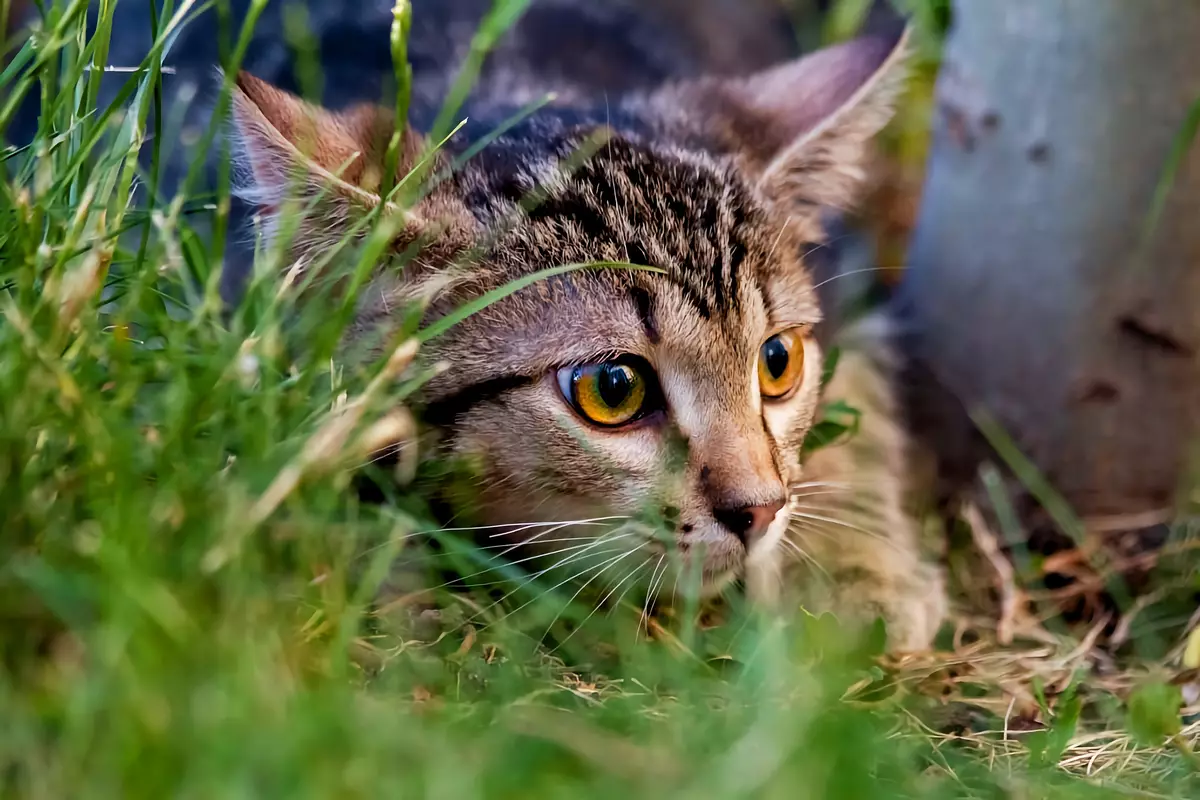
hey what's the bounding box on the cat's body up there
[229,0,946,651]
[14,0,945,650]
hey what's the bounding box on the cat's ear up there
[229,71,433,247]
[666,24,910,213]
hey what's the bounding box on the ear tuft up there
[662,22,912,214]
[226,70,444,263]
[753,24,910,211]
[230,71,400,212]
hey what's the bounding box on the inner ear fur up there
[230,71,426,213]
[228,71,476,278]
[658,22,911,213]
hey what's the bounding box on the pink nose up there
[713,497,786,542]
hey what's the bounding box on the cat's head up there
[229,25,909,599]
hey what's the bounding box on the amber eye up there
[758,329,806,398]
[558,359,652,427]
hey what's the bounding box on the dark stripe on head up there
[525,193,612,240]
[630,285,660,344]
[728,238,747,314]
[422,374,536,427]
[675,280,713,319]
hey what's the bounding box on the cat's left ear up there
[659,23,910,213]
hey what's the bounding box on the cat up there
[27,0,932,651]
[222,0,947,652]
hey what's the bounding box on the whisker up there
[555,555,655,649]
[466,534,618,551]
[353,439,417,469]
[456,532,636,590]
[357,515,630,559]
[649,555,670,603]
[432,524,607,589]
[462,545,635,622]
[788,509,885,539]
[810,265,904,292]
[487,517,630,539]
[418,519,632,591]
[420,530,634,596]
[789,480,877,493]
[788,497,889,519]
[461,523,644,620]
[639,555,669,638]
[542,548,642,645]
[477,519,618,568]
[490,546,643,626]
[790,500,889,523]
[781,537,830,579]
[787,489,854,502]
[603,555,655,619]
[789,481,856,490]
[788,513,911,556]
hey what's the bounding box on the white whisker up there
[781,537,830,579]
[357,515,630,559]
[788,508,884,538]
[491,545,642,626]
[603,555,655,618]
[458,531,636,589]
[552,554,657,652]
[789,481,856,490]
[426,520,631,591]
[466,534,618,551]
[810,265,904,292]
[486,516,630,539]
[422,530,633,594]
[542,547,642,644]
[639,555,669,638]
[787,489,854,502]
[555,555,655,649]
[788,510,910,556]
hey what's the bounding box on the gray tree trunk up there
[901,1,1200,537]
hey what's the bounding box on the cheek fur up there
[448,382,670,518]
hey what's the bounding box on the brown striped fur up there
[228,3,944,651]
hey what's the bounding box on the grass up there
[2,2,1200,798]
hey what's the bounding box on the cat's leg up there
[785,313,947,652]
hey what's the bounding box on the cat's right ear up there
[653,23,910,216]
[228,71,447,253]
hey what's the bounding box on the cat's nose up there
[713,497,787,542]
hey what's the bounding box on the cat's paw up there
[831,564,947,652]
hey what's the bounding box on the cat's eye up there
[557,358,654,427]
[758,329,806,399]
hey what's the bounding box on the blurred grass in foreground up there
[1,2,1200,798]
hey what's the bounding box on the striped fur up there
[230,2,944,651]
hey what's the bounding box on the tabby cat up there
[227,0,945,651]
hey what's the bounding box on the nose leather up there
[691,409,788,544]
[713,497,786,542]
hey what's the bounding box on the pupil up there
[764,338,789,379]
[597,364,633,408]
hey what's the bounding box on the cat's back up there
[116,1,793,112]
[405,0,797,115]
[4,0,799,297]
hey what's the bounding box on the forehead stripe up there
[630,285,661,344]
